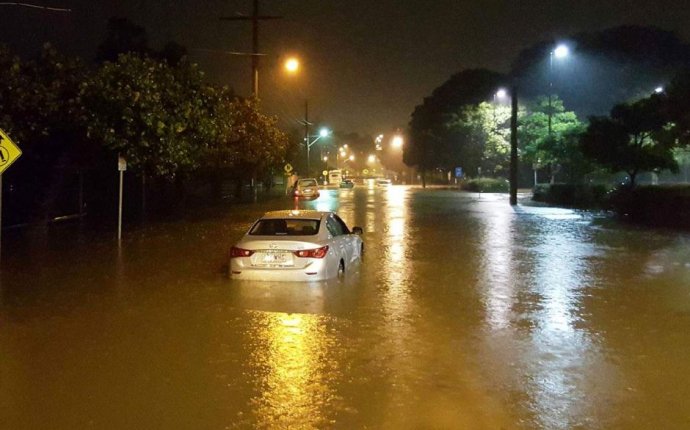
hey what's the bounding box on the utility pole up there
[510,86,519,206]
[305,100,310,175]
[220,0,281,98]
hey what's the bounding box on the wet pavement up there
[1,186,690,429]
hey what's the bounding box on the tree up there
[229,98,289,184]
[407,69,507,185]
[580,96,677,187]
[0,44,91,222]
[444,101,511,177]
[519,96,586,182]
[82,52,213,185]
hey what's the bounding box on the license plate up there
[263,253,287,263]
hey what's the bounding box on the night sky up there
[2,0,690,136]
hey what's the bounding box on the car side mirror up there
[352,226,363,235]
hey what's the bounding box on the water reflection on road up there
[2,187,690,429]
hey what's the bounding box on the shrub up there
[460,177,509,193]
[610,185,690,229]
[532,183,610,208]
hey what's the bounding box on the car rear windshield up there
[249,219,320,236]
[298,179,317,187]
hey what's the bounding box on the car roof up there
[260,210,330,220]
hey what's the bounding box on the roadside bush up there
[610,185,690,229]
[460,177,509,193]
[532,183,610,208]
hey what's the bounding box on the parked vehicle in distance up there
[339,179,355,188]
[375,178,392,187]
[293,178,320,199]
[229,210,364,281]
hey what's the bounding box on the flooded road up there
[2,186,690,429]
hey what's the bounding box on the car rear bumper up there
[229,259,331,282]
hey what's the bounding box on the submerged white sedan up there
[229,210,364,281]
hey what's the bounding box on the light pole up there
[283,57,313,175]
[548,44,569,135]
[307,128,331,175]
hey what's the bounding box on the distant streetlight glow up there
[495,88,507,99]
[285,57,299,73]
[368,154,376,163]
[323,156,328,161]
[554,44,569,59]
[655,86,664,94]
[392,135,404,149]
[349,155,355,161]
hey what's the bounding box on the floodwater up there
[1,186,690,429]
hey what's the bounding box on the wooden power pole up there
[220,0,281,98]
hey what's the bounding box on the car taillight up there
[230,247,254,258]
[293,245,329,259]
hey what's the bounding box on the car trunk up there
[243,239,326,269]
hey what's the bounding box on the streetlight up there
[375,134,384,151]
[548,43,569,135]
[284,57,299,73]
[654,86,664,94]
[283,56,318,176]
[368,154,376,163]
[495,88,507,100]
[392,135,404,149]
[306,128,331,175]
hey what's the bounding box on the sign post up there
[117,155,127,240]
[0,129,22,260]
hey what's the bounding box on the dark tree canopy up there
[580,95,678,186]
[511,25,690,117]
[405,69,507,174]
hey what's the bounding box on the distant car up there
[375,178,392,187]
[339,179,355,188]
[229,210,364,281]
[293,178,320,199]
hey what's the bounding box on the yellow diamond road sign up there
[0,129,22,175]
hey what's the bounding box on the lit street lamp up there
[391,135,404,149]
[548,43,569,135]
[284,57,299,73]
[306,128,331,175]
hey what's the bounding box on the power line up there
[220,0,281,98]
[0,2,71,12]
